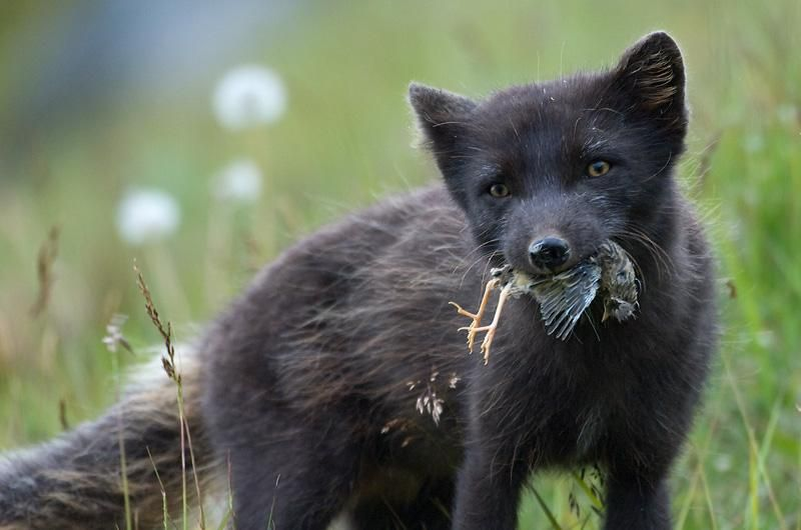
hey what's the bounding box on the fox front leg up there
[451,410,528,529]
[603,473,671,530]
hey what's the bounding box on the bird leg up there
[451,279,512,365]
[450,278,500,353]
[472,283,511,365]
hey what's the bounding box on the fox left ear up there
[612,32,688,136]
[408,83,477,185]
[408,83,476,143]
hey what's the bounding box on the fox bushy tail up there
[0,362,215,530]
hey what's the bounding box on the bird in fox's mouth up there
[451,239,639,363]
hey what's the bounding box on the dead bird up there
[532,240,639,337]
[452,240,639,358]
[596,240,639,322]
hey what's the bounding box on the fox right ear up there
[612,32,688,138]
[408,83,477,178]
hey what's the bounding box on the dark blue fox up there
[0,32,717,530]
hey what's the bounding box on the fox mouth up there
[521,248,591,277]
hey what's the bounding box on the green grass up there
[1,1,800,528]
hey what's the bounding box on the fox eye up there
[488,183,511,198]
[587,160,611,177]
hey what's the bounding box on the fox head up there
[410,32,687,276]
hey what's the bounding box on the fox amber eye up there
[489,183,510,198]
[587,160,611,177]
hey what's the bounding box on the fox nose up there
[529,237,570,271]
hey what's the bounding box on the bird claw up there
[451,279,510,365]
[455,321,481,352]
[449,278,499,353]
[448,302,478,320]
[479,326,497,365]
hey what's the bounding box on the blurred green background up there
[0,1,799,529]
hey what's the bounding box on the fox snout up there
[528,237,571,272]
[500,197,608,276]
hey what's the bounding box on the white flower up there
[214,159,263,202]
[213,65,287,130]
[116,189,180,245]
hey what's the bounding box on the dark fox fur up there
[0,32,717,530]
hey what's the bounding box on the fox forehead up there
[478,79,627,140]
[464,106,628,185]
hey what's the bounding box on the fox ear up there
[612,32,687,135]
[408,83,477,178]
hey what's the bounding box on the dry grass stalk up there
[30,226,60,317]
[58,398,69,431]
[133,262,205,529]
[134,263,179,384]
